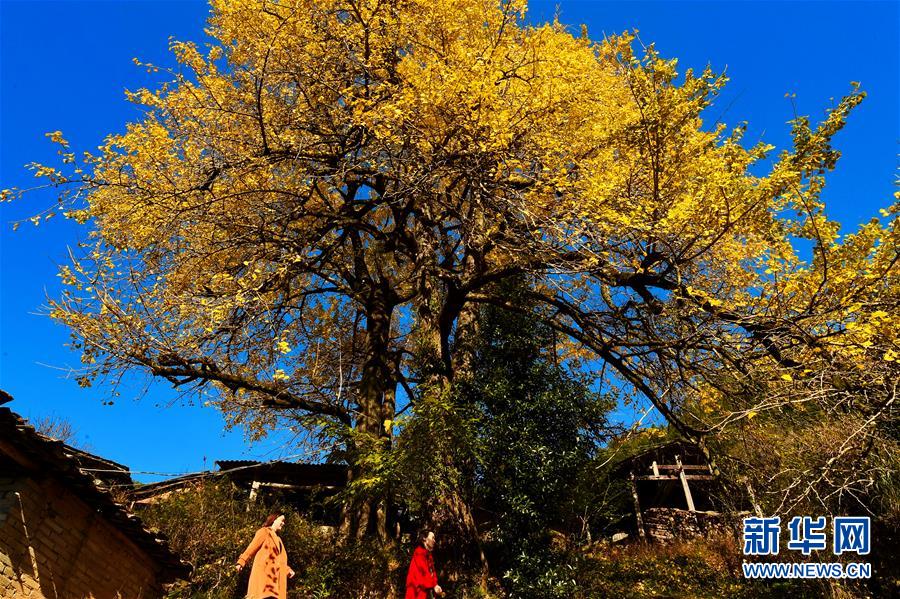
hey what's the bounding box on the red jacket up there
[405,545,438,599]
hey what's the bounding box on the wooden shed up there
[615,440,748,543]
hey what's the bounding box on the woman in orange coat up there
[405,531,443,599]
[235,513,295,599]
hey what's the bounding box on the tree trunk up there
[377,385,397,542]
[418,285,491,589]
[340,288,395,542]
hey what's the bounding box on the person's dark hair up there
[417,530,433,546]
[263,513,283,527]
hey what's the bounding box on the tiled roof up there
[214,459,260,470]
[129,471,214,502]
[0,396,191,582]
[215,459,348,487]
[60,443,134,488]
[131,460,349,502]
[612,439,708,475]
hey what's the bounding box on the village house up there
[616,440,753,544]
[129,459,349,528]
[0,391,189,599]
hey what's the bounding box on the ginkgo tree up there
[5,0,897,550]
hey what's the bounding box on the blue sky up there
[1,1,897,482]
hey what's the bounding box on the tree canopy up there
[6,0,898,531]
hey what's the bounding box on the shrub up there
[573,537,859,599]
[140,480,399,598]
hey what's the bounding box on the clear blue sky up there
[1,1,897,482]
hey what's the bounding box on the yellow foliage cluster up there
[6,0,897,469]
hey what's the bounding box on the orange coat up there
[238,527,293,599]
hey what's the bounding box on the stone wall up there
[643,507,741,544]
[0,475,164,599]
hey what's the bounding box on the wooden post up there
[248,480,261,504]
[651,460,660,476]
[630,472,646,539]
[676,456,696,512]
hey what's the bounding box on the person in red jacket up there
[405,530,443,598]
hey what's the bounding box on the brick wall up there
[0,475,165,599]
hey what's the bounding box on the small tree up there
[465,281,613,598]
[33,414,80,446]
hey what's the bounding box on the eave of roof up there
[129,471,214,501]
[0,403,191,582]
[612,439,707,475]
